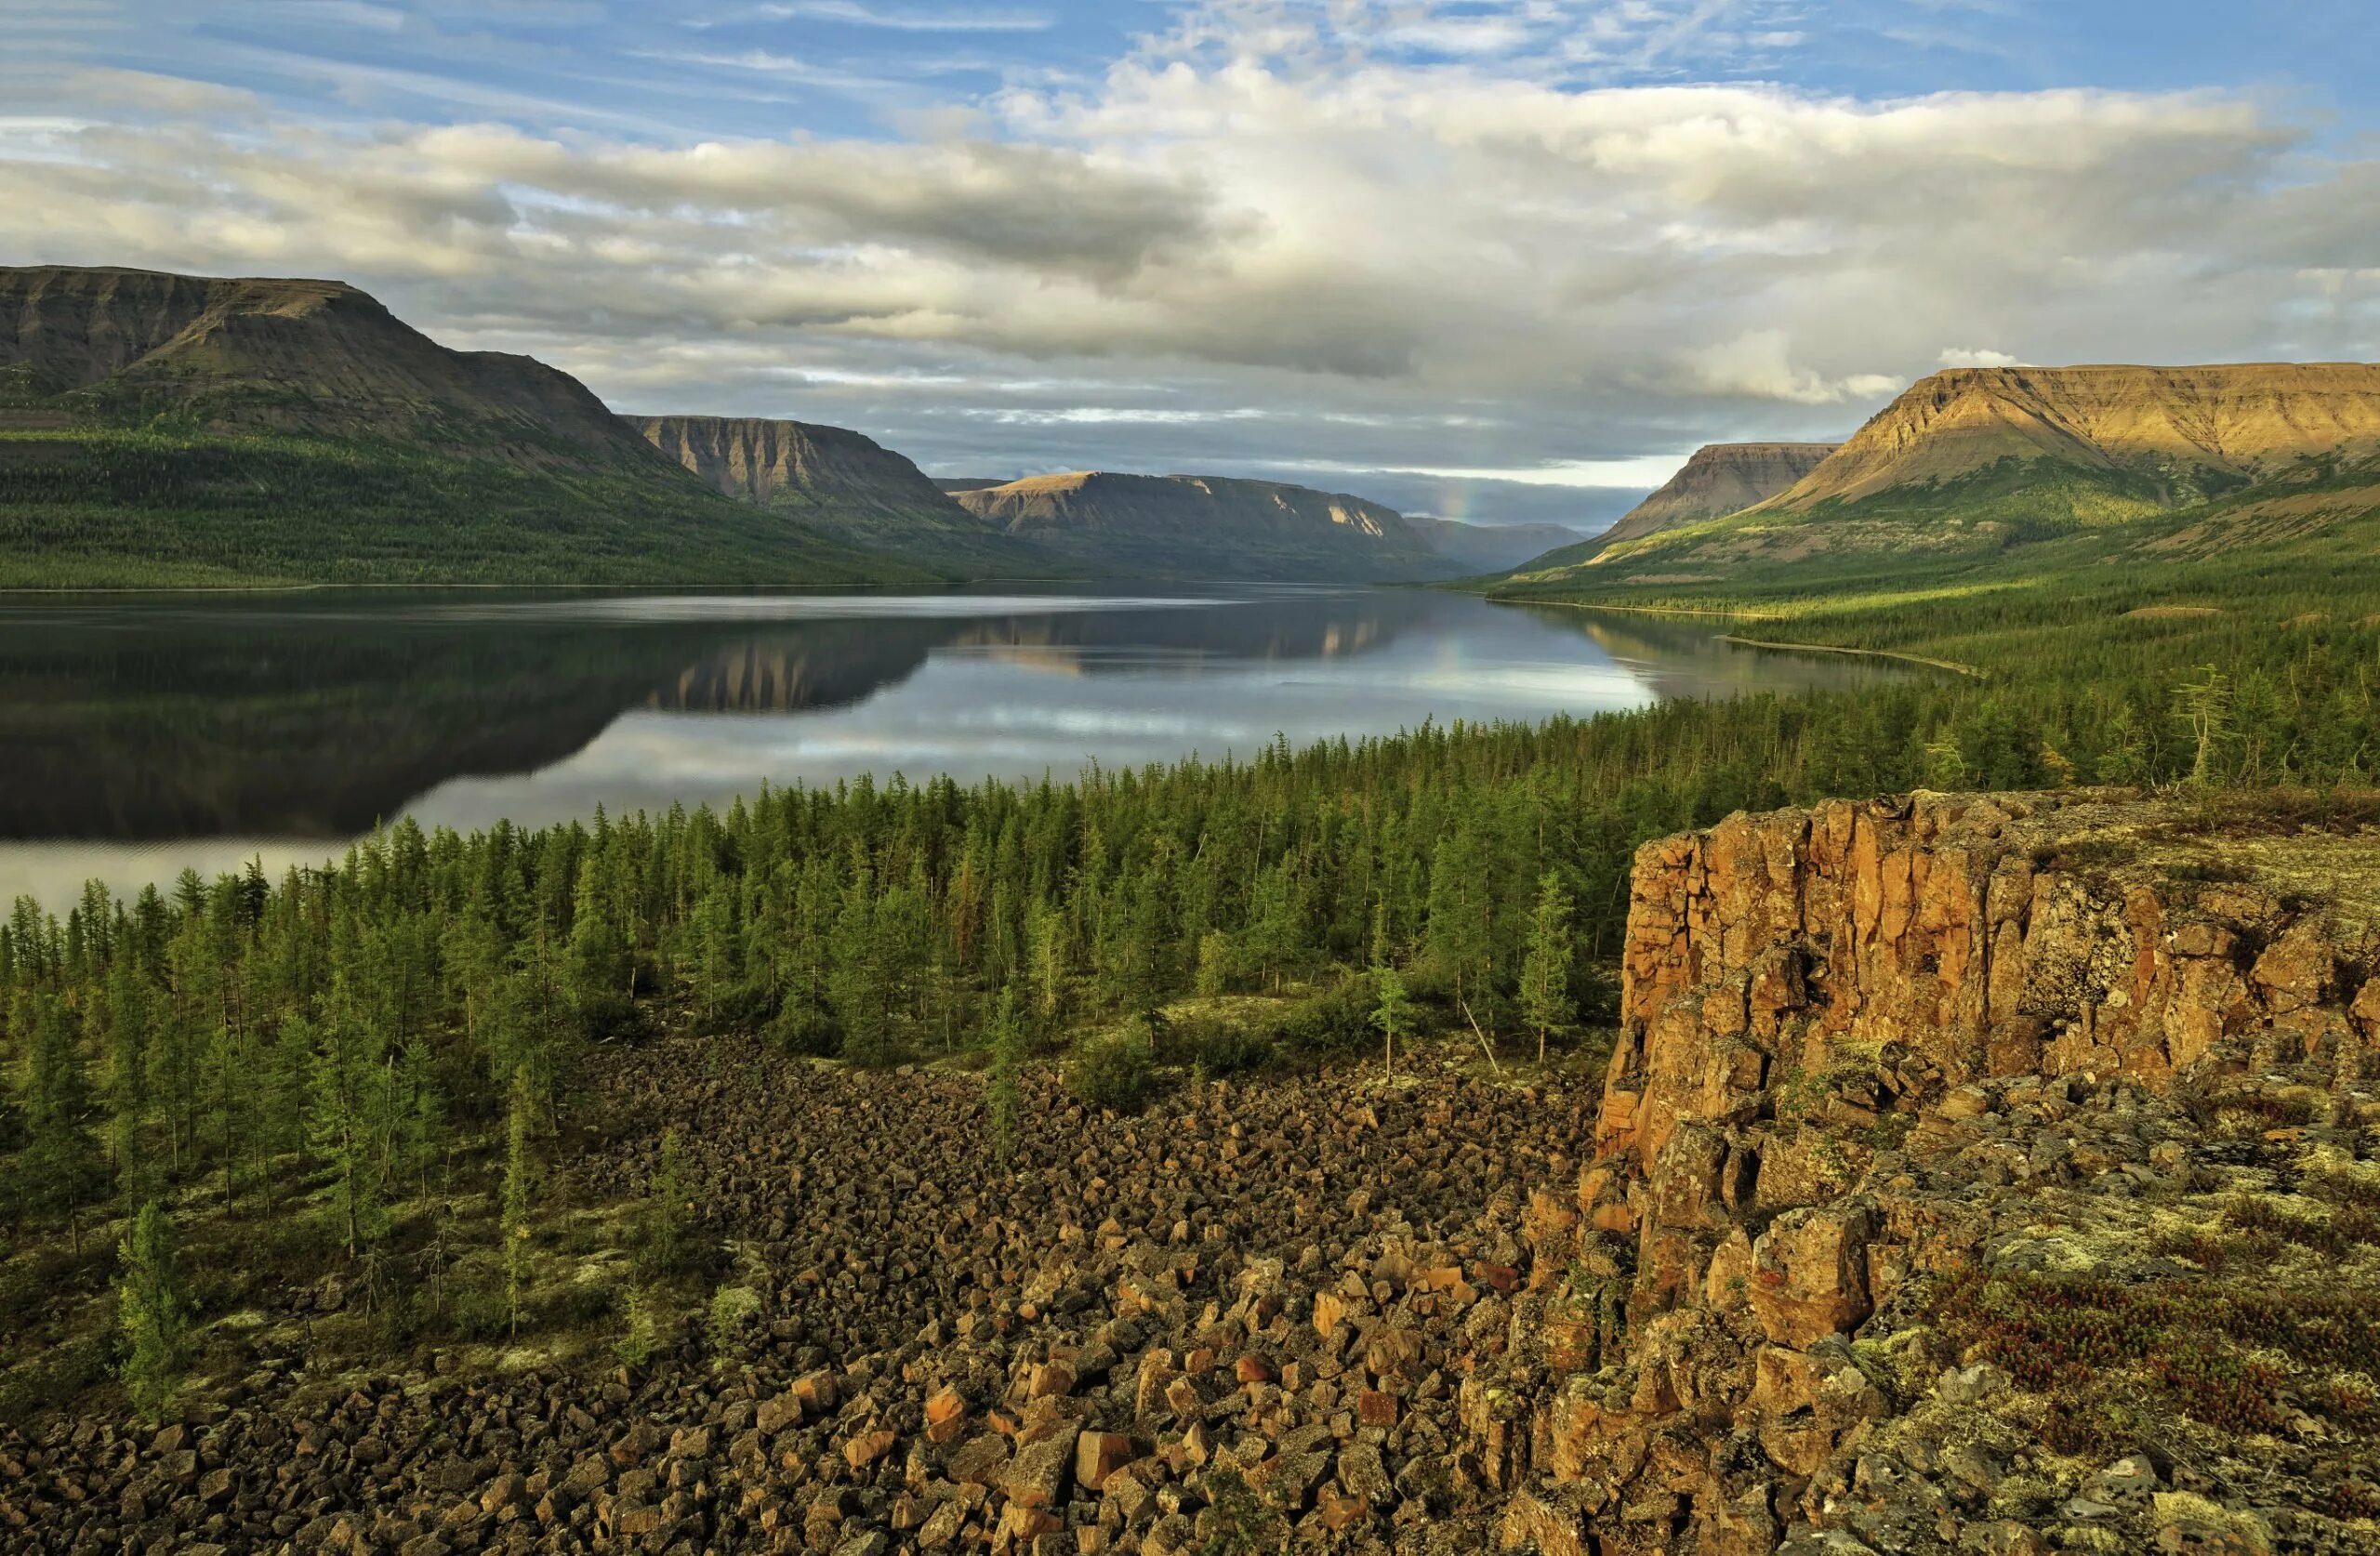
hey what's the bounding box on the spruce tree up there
[1369,966,1415,1076]
[1518,871,1575,1066]
[116,1198,186,1422]
[102,958,150,1195]
[501,1064,536,1338]
[16,992,102,1250]
[986,988,1025,1165]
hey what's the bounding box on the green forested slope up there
[0,267,928,587]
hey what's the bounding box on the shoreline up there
[1718,632,1983,676]
[1485,595,1982,675]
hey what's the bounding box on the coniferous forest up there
[4,569,2378,1419]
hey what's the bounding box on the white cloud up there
[5,0,2377,512]
[1937,347,2024,367]
[1683,330,1900,405]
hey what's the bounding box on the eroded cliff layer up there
[631,415,972,521]
[1480,789,2380,1556]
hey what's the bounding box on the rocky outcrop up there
[1597,444,1841,548]
[1767,363,2380,511]
[953,472,1454,582]
[626,415,1024,562]
[8,790,2376,1555]
[631,416,967,518]
[1477,789,2380,1555]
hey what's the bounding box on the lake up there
[0,586,1903,907]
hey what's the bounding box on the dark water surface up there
[0,586,1900,905]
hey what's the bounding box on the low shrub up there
[1065,1032,1159,1113]
[1268,981,1378,1066]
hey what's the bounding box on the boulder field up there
[6,789,2377,1555]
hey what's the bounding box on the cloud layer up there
[6,0,2378,521]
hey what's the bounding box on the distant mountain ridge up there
[625,415,1051,571]
[1401,516,1593,574]
[1603,442,1841,545]
[952,471,1454,581]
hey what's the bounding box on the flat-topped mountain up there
[1499,361,2380,585]
[1602,441,1841,545]
[1767,362,2380,512]
[0,264,924,587]
[952,471,1453,581]
[2,265,655,468]
[1401,516,1592,574]
[627,415,1044,570]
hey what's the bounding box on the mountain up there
[1506,362,2380,584]
[0,264,927,587]
[950,471,1454,581]
[1767,363,2380,512]
[1401,516,1593,574]
[627,415,1054,573]
[934,477,1013,494]
[7,266,661,464]
[1601,442,1841,546]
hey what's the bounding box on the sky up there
[6,1,2378,529]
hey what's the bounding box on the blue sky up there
[8,1,2378,526]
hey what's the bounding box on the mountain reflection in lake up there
[0,586,1903,904]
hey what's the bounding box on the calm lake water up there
[0,586,1902,907]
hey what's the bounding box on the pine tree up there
[102,957,150,1195]
[15,991,102,1251]
[1425,824,1492,1020]
[1369,966,1415,1076]
[115,1198,186,1422]
[1518,871,1575,1066]
[501,1064,536,1338]
[637,1127,694,1279]
[986,988,1025,1165]
[2175,666,2234,785]
[1026,903,1067,1022]
[309,984,391,1259]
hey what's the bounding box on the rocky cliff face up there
[1599,444,1841,547]
[1769,363,2380,510]
[1477,789,2380,1555]
[630,415,986,529]
[953,472,1454,581]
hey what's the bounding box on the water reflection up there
[0,587,1902,904]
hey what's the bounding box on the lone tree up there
[501,1065,536,1337]
[986,988,1025,1164]
[116,1198,186,1422]
[2175,665,2233,785]
[636,1126,695,1279]
[1519,871,1576,1066]
[1369,965,1415,1076]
